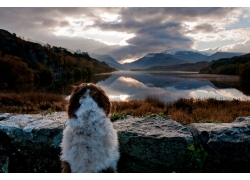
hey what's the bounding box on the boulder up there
[0,112,68,173]
[186,116,250,172]
[113,115,194,172]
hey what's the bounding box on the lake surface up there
[94,71,250,102]
[2,70,250,102]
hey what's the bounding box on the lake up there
[2,70,250,102]
[94,71,250,102]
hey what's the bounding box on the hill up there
[199,53,250,80]
[90,53,124,70]
[0,29,115,92]
[202,52,244,62]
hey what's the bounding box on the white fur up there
[60,91,119,173]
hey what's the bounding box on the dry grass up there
[0,93,67,114]
[0,93,250,124]
[111,97,250,124]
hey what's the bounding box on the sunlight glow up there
[100,13,120,22]
[183,22,198,30]
[120,59,136,64]
[54,17,134,46]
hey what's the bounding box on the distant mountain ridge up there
[121,49,245,70]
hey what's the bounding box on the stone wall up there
[0,112,250,173]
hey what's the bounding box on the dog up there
[60,83,119,173]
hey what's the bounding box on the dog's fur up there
[60,83,119,173]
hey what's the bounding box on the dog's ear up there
[67,85,78,91]
[72,85,78,89]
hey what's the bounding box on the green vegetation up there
[200,53,250,80]
[110,113,127,122]
[186,144,220,172]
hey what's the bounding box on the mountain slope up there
[142,61,212,72]
[143,53,187,67]
[162,49,209,63]
[90,53,124,70]
[199,53,250,80]
[122,53,156,70]
[123,53,187,70]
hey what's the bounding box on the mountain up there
[90,53,124,70]
[143,53,187,67]
[123,53,187,70]
[162,49,209,63]
[202,52,245,62]
[199,53,250,80]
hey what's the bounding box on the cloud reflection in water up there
[96,71,250,102]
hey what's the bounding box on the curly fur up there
[60,83,119,173]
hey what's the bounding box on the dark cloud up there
[60,20,70,27]
[187,23,223,34]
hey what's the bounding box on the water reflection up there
[2,70,249,102]
[96,71,250,102]
[0,74,112,95]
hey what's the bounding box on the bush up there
[0,55,34,87]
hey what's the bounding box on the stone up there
[187,116,250,172]
[0,112,68,172]
[113,115,194,173]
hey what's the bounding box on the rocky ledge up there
[0,113,250,173]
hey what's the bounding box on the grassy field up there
[0,93,250,123]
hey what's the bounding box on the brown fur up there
[100,167,115,173]
[60,159,71,173]
[67,83,110,118]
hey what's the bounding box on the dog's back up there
[60,83,119,173]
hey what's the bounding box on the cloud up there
[0,7,250,61]
[187,23,223,34]
[218,38,250,53]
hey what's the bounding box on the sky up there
[1,1,250,63]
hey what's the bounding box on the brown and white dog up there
[60,83,119,173]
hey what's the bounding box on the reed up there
[111,97,250,124]
[0,93,249,124]
[0,93,67,114]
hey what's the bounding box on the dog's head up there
[67,83,110,119]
